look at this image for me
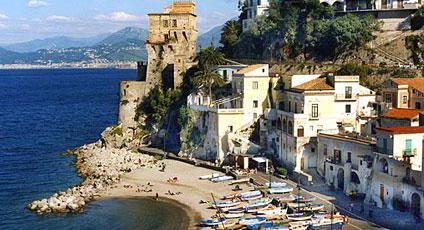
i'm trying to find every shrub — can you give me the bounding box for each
[411,7,424,30]
[276,167,288,176]
[111,126,123,136]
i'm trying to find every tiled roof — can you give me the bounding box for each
[383,108,424,119]
[391,78,424,93]
[235,64,267,75]
[376,126,424,134]
[292,78,334,91]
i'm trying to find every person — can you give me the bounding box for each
[155,193,159,200]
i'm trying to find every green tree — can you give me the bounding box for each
[196,46,226,68]
[220,20,241,56]
[192,65,225,101]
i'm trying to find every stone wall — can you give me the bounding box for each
[118,81,146,130]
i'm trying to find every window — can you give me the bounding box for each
[253,100,259,108]
[297,126,304,137]
[345,86,352,99]
[345,104,351,113]
[294,102,298,113]
[262,68,265,72]
[323,144,328,155]
[385,93,392,103]
[288,121,293,135]
[258,0,262,5]
[311,147,315,153]
[223,70,228,78]
[347,152,352,163]
[311,104,319,118]
[172,19,177,27]
[228,126,233,132]
[402,95,408,104]
[253,113,258,119]
[279,101,285,111]
[283,119,287,132]
[164,34,169,41]
[252,81,258,89]
[416,102,422,109]
[405,139,412,156]
[163,20,169,27]
[288,101,292,112]
[250,0,254,6]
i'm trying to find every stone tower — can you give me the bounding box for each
[118,0,198,130]
[143,0,198,93]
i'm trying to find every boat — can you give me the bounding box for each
[260,222,290,230]
[200,218,226,227]
[265,182,287,188]
[214,219,239,229]
[257,207,288,216]
[295,197,316,203]
[286,213,313,221]
[238,217,267,226]
[287,203,324,212]
[230,178,250,185]
[223,212,245,219]
[246,204,269,213]
[199,173,220,180]
[220,205,244,213]
[241,193,263,201]
[244,198,273,208]
[240,190,262,198]
[211,200,241,209]
[289,217,344,229]
[211,175,234,183]
[269,187,293,194]
[278,195,298,203]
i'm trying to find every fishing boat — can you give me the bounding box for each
[260,222,290,230]
[240,190,262,198]
[297,204,325,212]
[211,200,242,209]
[269,186,293,194]
[244,198,273,208]
[199,173,220,180]
[230,178,250,185]
[257,207,288,216]
[278,195,298,203]
[211,175,234,183]
[265,182,287,188]
[238,217,267,226]
[295,197,316,203]
[220,205,244,213]
[223,212,245,219]
[200,218,226,227]
[214,219,239,229]
[241,193,263,201]
[289,217,344,229]
[246,204,269,213]
[286,213,313,221]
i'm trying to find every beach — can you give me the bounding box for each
[101,159,253,229]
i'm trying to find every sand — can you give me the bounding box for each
[100,159,255,229]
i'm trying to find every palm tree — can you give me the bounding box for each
[220,20,241,55]
[192,65,225,103]
[196,46,226,68]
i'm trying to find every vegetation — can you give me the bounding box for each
[276,166,288,176]
[111,126,123,136]
[221,0,381,62]
[411,6,424,30]
[178,107,205,154]
[406,34,424,66]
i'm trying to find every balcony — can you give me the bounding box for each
[403,149,417,158]
[335,94,358,101]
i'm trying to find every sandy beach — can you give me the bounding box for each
[101,159,255,229]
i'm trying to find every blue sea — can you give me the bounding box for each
[0,69,189,229]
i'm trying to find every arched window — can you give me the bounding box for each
[288,121,293,135]
[380,159,389,174]
[277,118,282,130]
[283,118,287,132]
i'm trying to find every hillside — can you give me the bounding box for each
[197,24,224,48]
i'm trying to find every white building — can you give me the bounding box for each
[381,108,424,127]
[242,0,270,32]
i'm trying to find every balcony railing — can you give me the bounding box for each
[335,94,358,101]
[403,149,417,158]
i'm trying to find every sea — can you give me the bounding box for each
[0,69,189,230]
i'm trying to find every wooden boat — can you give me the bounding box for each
[278,195,298,203]
[238,217,267,226]
[245,198,273,208]
[257,207,288,216]
[286,213,313,221]
[220,205,244,213]
[223,212,245,219]
[211,175,233,183]
[260,222,289,230]
[230,178,250,185]
[295,197,316,203]
[199,173,220,180]
[241,193,263,201]
[289,217,344,228]
[298,204,324,212]
[200,218,226,227]
[214,219,239,229]
[269,187,293,194]
[265,182,287,188]
[211,200,241,209]
[240,190,262,198]
[246,204,270,213]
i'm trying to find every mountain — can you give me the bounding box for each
[2,34,110,53]
[98,27,148,45]
[197,24,224,48]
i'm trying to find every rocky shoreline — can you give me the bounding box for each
[28,126,157,214]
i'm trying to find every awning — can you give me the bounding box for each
[252,157,268,163]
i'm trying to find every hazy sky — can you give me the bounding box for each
[0,0,239,44]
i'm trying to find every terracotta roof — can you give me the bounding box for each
[292,78,334,91]
[383,108,424,119]
[391,78,424,93]
[235,64,267,75]
[376,126,424,134]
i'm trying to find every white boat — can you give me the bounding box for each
[246,204,270,213]
[215,219,238,229]
[287,203,324,212]
[269,187,293,194]
[240,190,262,198]
[238,217,267,226]
[200,218,226,227]
[211,175,233,183]
[223,212,245,219]
[286,213,313,221]
[199,173,220,180]
[211,200,241,209]
[265,182,287,188]
[241,193,263,201]
[289,217,344,228]
[278,195,298,203]
[257,207,288,216]
[230,178,250,184]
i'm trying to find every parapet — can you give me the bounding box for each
[163,0,195,14]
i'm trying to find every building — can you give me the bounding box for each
[118,0,198,130]
[382,78,424,111]
[275,74,376,173]
[317,132,374,194]
[187,64,273,162]
[216,63,248,83]
[241,0,270,32]
[381,108,424,127]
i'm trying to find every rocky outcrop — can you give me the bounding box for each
[28,125,157,214]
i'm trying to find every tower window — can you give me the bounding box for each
[172,19,177,27]
[163,20,169,27]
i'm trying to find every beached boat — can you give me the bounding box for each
[260,222,290,230]
[265,182,287,188]
[287,203,324,212]
[240,190,262,198]
[277,195,298,203]
[199,173,220,180]
[241,193,263,201]
[211,200,241,209]
[245,198,273,207]
[230,178,250,185]
[214,219,239,229]
[200,218,226,227]
[223,206,245,213]
[289,217,344,229]
[211,175,233,183]
[269,187,293,194]
[238,217,267,226]
[223,212,245,219]
[286,213,313,221]
[257,207,287,216]
[295,197,316,203]
[246,204,269,213]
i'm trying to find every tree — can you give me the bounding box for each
[220,20,241,56]
[196,46,226,68]
[192,65,225,101]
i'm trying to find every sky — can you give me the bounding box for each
[0,0,239,44]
